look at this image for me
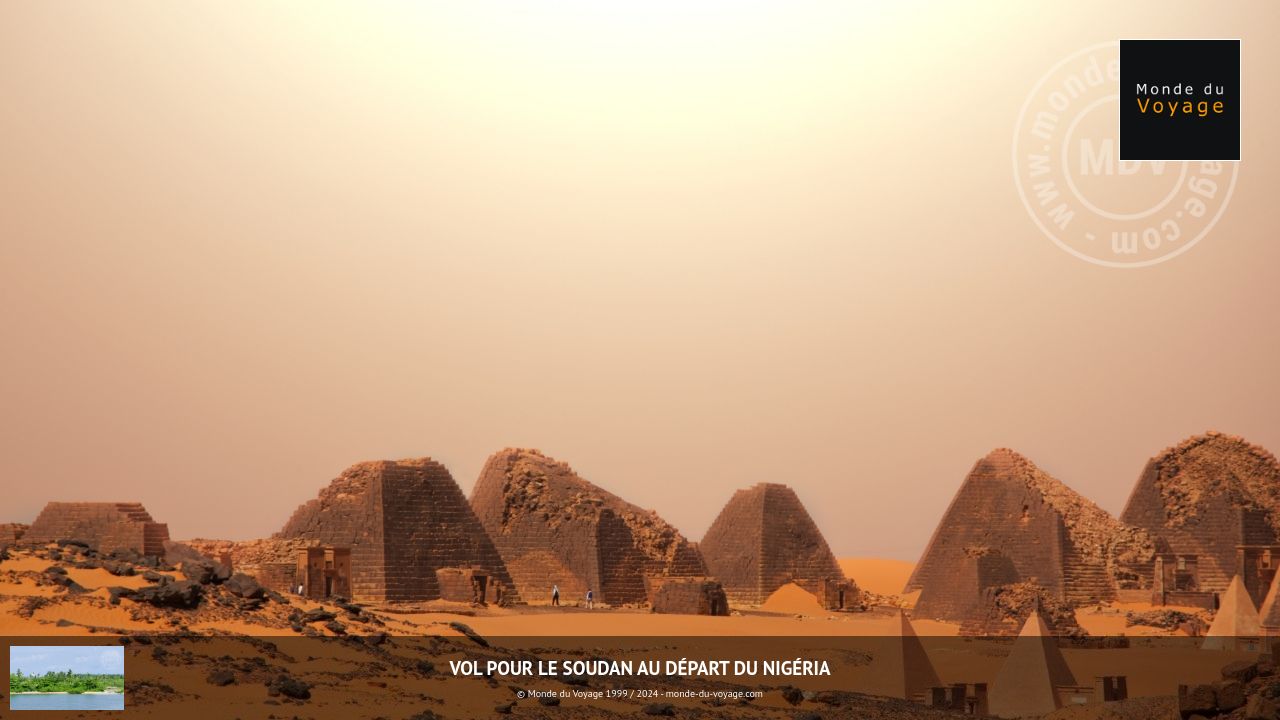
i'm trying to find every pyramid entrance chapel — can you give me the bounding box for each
[699,482,855,606]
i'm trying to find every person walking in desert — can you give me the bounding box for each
[586,588,594,610]
[551,584,560,606]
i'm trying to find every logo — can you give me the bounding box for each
[1119,39,1240,161]
[1013,42,1238,268]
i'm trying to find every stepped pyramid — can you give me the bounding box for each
[699,483,849,605]
[1203,575,1262,651]
[278,457,518,603]
[25,502,169,558]
[907,449,1154,621]
[1121,432,1280,595]
[469,449,705,605]
[988,611,1078,718]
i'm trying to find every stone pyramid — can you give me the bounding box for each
[469,448,705,605]
[1203,575,1262,650]
[876,610,942,700]
[278,457,518,603]
[907,448,1154,622]
[699,483,848,605]
[1259,569,1280,632]
[988,611,1078,718]
[25,502,169,558]
[1121,432,1280,595]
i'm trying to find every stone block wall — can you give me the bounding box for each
[435,567,483,604]
[24,502,169,558]
[0,523,27,550]
[650,577,729,616]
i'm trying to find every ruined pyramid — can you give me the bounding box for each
[988,611,1079,718]
[278,458,519,603]
[1203,575,1262,651]
[469,448,705,605]
[1121,432,1280,595]
[908,448,1155,622]
[699,483,850,606]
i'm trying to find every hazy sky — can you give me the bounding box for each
[9,646,124,676]
[2,2,1278,561]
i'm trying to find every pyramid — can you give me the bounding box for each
[875,611,942,700]
[699,483,849,606]
[1260,569,1280,632]
[987,611,1078,718]
[1121,432,1280,595]
[24,503,169,558]
[469,449,705,605]
[278,457,518,603]
[907,449,1155,621]
[1203,575,1262,650]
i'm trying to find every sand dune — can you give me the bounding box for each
[839,557,915,597]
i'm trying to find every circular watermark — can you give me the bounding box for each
[1013,42,1238,268]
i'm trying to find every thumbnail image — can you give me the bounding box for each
[8,645,124,711]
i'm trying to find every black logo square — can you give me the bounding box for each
[1120,39,1240,161]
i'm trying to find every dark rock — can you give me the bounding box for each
[224,573,265,599]
[132,580,203,609]
[641,703,675,716]
[143,570,169,584]
[334,599,362,615]
[324,621,346,635]
[494,702,514,714]
[267,675,311,701]
[1215,680,1246,712]
[811,691,840,706]
[1245,693,1279,720]
[1224,660,1261,683]
[58,539,91,549]
[1179,684,1217,717]
[780,686,803,705]
[537,695,559,707]
[207,669,236,686]
[448,621,488,647]
[182,560,230,585]
[104,561,135,577]
[300,608,336,624]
